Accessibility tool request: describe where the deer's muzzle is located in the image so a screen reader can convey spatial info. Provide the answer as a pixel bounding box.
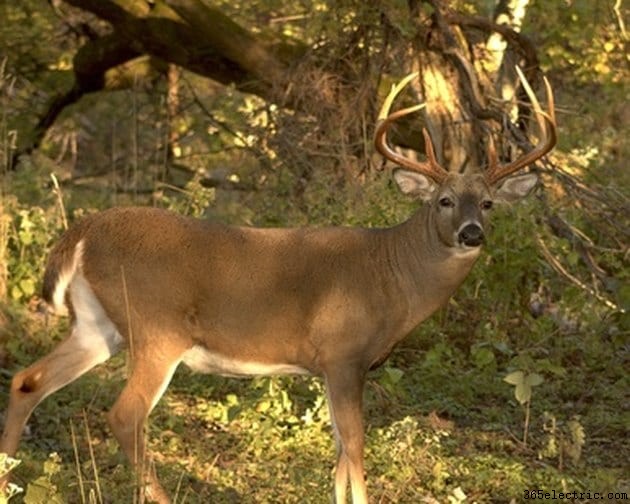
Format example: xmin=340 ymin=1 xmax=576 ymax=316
xmin=458 ymin=223 xmax=484 ymax=247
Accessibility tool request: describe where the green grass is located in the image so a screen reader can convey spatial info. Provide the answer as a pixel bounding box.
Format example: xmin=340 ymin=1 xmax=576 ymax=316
xmin=1 ymin=285 xmax=627 ymax=503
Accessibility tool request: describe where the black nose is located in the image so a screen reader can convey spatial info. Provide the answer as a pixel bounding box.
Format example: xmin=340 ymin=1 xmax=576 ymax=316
xmin=458 ymin=223 xmax=484 ymax=247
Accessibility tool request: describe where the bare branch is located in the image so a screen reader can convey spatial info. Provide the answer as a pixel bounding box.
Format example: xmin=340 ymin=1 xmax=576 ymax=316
xmin=535 ymin=234 xmax=623 ymax=313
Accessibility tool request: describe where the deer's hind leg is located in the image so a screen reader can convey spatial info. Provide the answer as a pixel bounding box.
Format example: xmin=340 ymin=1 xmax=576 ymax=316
xmin=0 ymin=316 xmax=122 ymax=463
xmin=0 ymin=275 xmax=123 ymax=489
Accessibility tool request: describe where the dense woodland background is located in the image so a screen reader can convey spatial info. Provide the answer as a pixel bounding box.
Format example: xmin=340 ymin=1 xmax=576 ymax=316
xmin=0 ymin=0 xmax=628 ymax=502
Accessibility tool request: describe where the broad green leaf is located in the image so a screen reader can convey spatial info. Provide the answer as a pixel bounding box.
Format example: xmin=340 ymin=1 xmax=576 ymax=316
xmin=515 ymin=383 xmax=531 ymax=404
xmin=536 ymin=359 xmax=567 ymax=376
xmin=526 ymin=373 xmax=544 ymax=387
xmin=504 ymin=370 xmax=525 ymax=385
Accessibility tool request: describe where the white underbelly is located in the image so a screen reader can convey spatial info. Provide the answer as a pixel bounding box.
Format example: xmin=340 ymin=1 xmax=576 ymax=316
xmin=181 ymin=345 xmax=310 ymax=378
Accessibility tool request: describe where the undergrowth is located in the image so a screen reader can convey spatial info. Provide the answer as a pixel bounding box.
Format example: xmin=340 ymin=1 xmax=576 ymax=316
xmin=0 ymin=163 xmax=627 ymax=503
xmin=1 ymin=2 xmax=628 ymax=501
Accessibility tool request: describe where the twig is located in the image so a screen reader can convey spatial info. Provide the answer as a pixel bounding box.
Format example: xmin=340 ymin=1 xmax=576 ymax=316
xmin=181 ymin=75 xmax=267 ymax=162
xmin=613 ymin=0 xmax=628 ymax=40
xmin=50 ymin=173 xmax=68 ymax=230
xmin=523 ymin=399 xmax=531 ymax=446
xmin=70 ymin=420 xmax=87 ymax=503
xmin=82 ymin=411 xmax=104 ymax=504
xmin=535 ymin=233 xmax=623 ymax=312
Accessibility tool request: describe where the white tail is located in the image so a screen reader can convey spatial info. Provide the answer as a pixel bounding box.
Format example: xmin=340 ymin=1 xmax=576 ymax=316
xmin=1 ymin=70 xmax=556 ymax=503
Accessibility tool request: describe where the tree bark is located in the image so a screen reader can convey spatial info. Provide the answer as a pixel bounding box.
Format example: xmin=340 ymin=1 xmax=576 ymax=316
xmin=401 ymin=0 xmax=543 ymax=174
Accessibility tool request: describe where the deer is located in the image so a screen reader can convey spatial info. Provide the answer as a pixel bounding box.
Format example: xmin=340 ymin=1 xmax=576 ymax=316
xmin=0 ymin=67 xmax=556 ymax=504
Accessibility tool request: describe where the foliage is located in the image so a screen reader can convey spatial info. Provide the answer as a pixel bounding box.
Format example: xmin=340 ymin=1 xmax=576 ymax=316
xmin=539 ymin=412 xmax=586 ymax=470
xmin=22 ymin=453 xmax=64 ymax=504
xmin=504 ymin=369 xmax=544 ymax=445
xmin=0 ymin=454 xmax=23 ymax=503
xmin=5 ymin=202 xmax=61 ymax=302
xmin=504 ymin=370 xmax=544 ymax=406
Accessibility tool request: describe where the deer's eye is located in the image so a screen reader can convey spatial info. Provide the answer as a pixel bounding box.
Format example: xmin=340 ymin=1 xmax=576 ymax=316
xmin=481 ymin=200 xmax=493 ymax=210
xmin=439 ymin=197 xmax=455 ymax=208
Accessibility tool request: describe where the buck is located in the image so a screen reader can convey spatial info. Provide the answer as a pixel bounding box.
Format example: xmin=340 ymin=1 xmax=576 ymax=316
xmin=0 ymin=68 xmax=555 ymax=503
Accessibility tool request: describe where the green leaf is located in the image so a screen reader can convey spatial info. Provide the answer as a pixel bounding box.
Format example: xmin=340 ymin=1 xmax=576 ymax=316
xmin=568 ymin=419 xmax=586 ymax=447
xmin=24 ymin=477 xmax=61 ymax=504
xmin=492 ymin=341 xmax=513 ymax=355
xmin=384 ymin=366 xmax=404 ymax=384
xmin=515 ymin=383 xmax=531 ymax=404
xmin=227 ymin=405 xmax=241 ymax=422
xmin=447 ymin=486 xmax=467 ymax=504
xmin=19 ymin=278 xmax=36 ymax=297
xmin=10 ymin=285 xmax=23 ymax=300
xmin=0 ymin=453 xmax=21 ymax=477
xmin=256 ymin=400 xmax=271 ymax=413
xmin=536 ymin=359 xmax=567 ymax=376
xmin=24 ymin=483 xmax=47 ymax=503
xmin=471 ymin=346 xmax=495 ymax=369
xmin=42 ymin=453 xmax=61 ymax=477
xmin=504 ymin=370 xmax=525 ymax=385
xmin=526 ymin=373 xmax=544 ymax=387
xmin=18 ymin=230 xmax=33 ymax=245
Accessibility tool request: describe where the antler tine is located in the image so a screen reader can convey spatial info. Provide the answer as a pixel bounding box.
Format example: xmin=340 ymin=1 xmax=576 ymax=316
xmin=374 ymin=72 xmax=449 ymax=183
xmin=486 ymin=66 xmax=557 ymax=185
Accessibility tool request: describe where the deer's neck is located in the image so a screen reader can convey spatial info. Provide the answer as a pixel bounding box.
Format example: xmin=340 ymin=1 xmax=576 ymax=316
xmin=385 ymin=205 xmax=480 ymax=329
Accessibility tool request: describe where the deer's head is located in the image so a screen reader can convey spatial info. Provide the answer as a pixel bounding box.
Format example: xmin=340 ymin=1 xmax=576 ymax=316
xmin=375 ymin=68 xmax=557 ymax=253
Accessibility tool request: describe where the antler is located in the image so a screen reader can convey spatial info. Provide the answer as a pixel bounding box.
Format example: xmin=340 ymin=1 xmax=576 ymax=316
xmin=374 ymin=72 xmax=449 ymax=184
xmin=485 ymin=66 xmax=557 ymax=185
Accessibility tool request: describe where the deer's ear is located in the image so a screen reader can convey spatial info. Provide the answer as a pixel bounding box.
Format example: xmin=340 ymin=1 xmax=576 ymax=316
xmin=494 ymin=172 xmax=538 ymax=203
xmin=393 ymin=169 xmax=439 ymax=201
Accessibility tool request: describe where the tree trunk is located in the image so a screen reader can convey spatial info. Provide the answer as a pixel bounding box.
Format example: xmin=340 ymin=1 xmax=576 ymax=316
xmin=416 ymin=51 xmax=479 ymax=172
xmin=408 ymin=0 xmax=483 ymax=173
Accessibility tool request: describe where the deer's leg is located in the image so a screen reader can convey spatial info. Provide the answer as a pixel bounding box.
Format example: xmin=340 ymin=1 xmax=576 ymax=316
xmin=106 ymin=346 xmax=182 ymax=504
xmin=325 ymin=366 xmax=368 ymax=504
xmin=0 ymin=322 xmax=120 ymax=487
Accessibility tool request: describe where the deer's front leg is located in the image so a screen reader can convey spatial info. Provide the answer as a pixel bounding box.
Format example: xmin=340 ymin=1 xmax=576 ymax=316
xmin=325 ymin=365 xmax=368 ymax=504
xmin=107 ymin=345 xmax=183 ymax=504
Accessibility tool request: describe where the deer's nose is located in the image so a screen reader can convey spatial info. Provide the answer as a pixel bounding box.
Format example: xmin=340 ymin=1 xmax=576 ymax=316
xmin=458 ymin=223 xmax=484 ymax=247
